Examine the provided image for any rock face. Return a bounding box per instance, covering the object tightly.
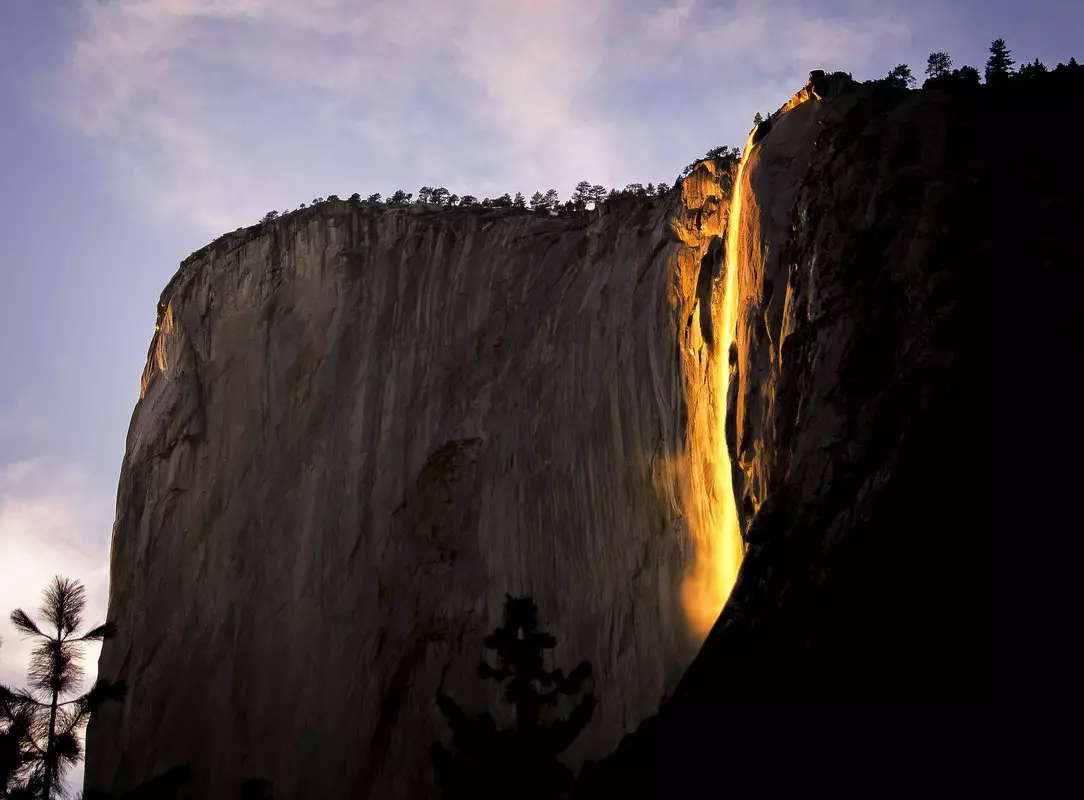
[85,168,737,798]
[576,70,1074,796]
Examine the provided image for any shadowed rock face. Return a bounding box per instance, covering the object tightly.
[84,167,736,799]
[576,71,1080,796]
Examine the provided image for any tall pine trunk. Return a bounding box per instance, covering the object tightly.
[41,626,61,800]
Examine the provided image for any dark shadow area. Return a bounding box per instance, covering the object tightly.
[431,596,597,800]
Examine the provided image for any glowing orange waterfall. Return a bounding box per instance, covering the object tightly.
[681,134,754,637]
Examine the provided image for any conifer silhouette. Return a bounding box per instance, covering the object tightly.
[2,577,126,799]
[431,596,597,800]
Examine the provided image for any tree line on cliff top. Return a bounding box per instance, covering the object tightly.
[256,144,746,226]
[258,37,1080,229]
[259,178,681,224]
[882,38,1080,90]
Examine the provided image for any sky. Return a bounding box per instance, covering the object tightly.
[0,0,1080,789]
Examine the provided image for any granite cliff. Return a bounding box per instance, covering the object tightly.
[82,62,1049,796]
[84,158,738,798]
[576,66,1084,794]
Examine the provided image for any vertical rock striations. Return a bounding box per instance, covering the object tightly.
[85,170,735,798]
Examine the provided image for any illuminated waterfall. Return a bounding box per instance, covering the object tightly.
[681,132,754,637]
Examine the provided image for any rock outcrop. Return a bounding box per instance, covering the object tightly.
[85,167,736,798]
[575,68,1078,796]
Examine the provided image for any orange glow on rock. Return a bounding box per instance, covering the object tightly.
[680,132,754,638]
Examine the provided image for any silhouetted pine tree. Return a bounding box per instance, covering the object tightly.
[986,38,1015,83]
[431,596,597,800]
[2,577,126,800]
[925,51,953,80]
[1,639,34,799]
[885,63,916,89]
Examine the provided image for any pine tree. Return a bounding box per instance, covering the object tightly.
[885,63,916,89]
[753,111,764,126]
[365,193,383,204]
[513,192,527,209]
[1,638,33,798]
[3,578,126,799]
[1018,58,1048,80]
[431,187,451,206]
[570,181,592,210]
[542,189,559,210]
[431,596,597,800]
[956,65,981,86]
[986,38,1015,83]
[926,51,953,79]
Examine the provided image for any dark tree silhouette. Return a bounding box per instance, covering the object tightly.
[542,189,559,210]
[431,596,597,800]
[986,38,1015,83]
[753,111,764,126]
[513,192,527,209]
[417,186,434,205]
[3,578,125,800]
[459,195,478,207]
[570,181,592,210]
[1018,58,1048,79]
[365,193,383,204]
[655,182,670,196]
[388,190,411,205]
[1,639,35,799]
[431,187,451,206]
[926,51,953,79]
[348,192,360,202]
[885,63,916,89]
[956,65,981,85]
[259,211,278,223]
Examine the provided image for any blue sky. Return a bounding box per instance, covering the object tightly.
[0,0,1080,775]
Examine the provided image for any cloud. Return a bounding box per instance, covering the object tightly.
[58,0,911,236]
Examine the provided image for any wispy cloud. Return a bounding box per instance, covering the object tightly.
[58,0,910,235]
